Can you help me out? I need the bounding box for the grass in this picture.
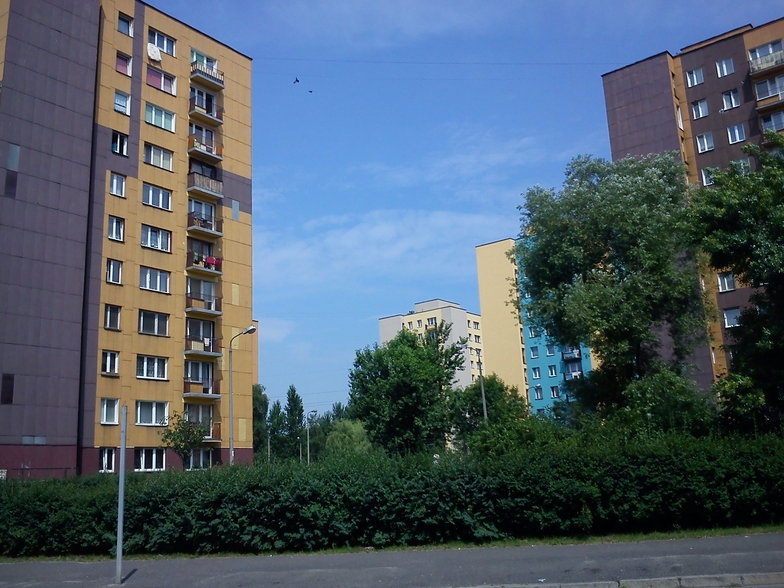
[2,522,783,563]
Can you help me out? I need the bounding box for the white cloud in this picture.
[256,317,296,342]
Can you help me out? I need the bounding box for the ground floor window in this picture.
[134,447,165,471]
[99,448,115,473]
[188,448,213,470]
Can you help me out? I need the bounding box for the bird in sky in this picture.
[293,77,299,84]
[309,90,313,93]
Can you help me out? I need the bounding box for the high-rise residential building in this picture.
[0,0,255,478]
[602,17,784,385]
[379,299,482,389]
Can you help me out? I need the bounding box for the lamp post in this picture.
[297,436,302,462]
[307,409,317,464]
[476,348,488,422]
[229,324,257,466]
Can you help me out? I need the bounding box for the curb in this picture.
[471,572,784,588]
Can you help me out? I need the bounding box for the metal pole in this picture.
[267,432,270,463]
[477,351,488,422]
[306,420,310,465]
[115,405,127,585]
[298,436,301,462]
[228,343,234,466]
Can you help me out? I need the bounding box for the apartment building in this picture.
[602,17,784,384]
[0,0,255,478]
[379,299,481,389]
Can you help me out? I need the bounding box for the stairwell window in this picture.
[109,173,125,197]
[104,304,121,330]
[106,259,122,284]
[107,216,124,241]
[686,67,704,87]
[101,351,119,375]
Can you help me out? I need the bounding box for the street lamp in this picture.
[306,409,317,464]
[229,324,257,466]
[476,348,488,422]
[297,436,302,462]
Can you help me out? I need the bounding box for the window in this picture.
[696,132,714,153]
[111,131,128,156]
[550,386,560,399]
[107,216,124,241]
[139,266,170,293]
[114,91,130,115]
[417,320,422,328]
[755,76,784,100]
[474,335,480,343]
[727,124,746,144]
[716,58,734,77]
[722,89,740,111]
[473,321,480,329]
[546,345,555,356]
[188,448,213,470]
[749,40,783,61]
[531,367,541,379]
[116,52,131,76]
[109,173,125,197]
[676,105,683,130]
[530,346,539,359]
[145,103,175,132]
[139,310,169,336]
[101,351,119,375]
[185,360,213,387]
[100,398,119,424]
[733,158,751,174]
[99,448,115,473]
[148,28,175,56]
[106,259,122,284]
[144,143,173,171]
[686,67,703,87]
[142,183,172,210]
[718,272,736,292]
[427,317,437,326]
[118,13,133,36]
[701,169,714,186]
[137,356,168,380]
[146,66,176,94]
[191,49,216,70]
[141,225,171,252]
[408,322,413,329]
[691,99,708,119]
[533,386,543,401]
[723,308,741,328]
[528,326,538,338]
[104,304,121,330]
[190,86,217,116]
[762,111,784,133]
[548,365,557,378]
[134,448,165,471]
[1,374,13,405]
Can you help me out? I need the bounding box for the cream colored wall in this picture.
[93,0,254,456]
[475,239,527,396]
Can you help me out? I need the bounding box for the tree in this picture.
[348,322,465,455]
[449,374,526,446]
[284,385,304,459]
[252,384,269,456]
[267,400,287,461]
[160,411,208,470]
[690,133,784,430]
[516,153,707,410]
[325,420,372,455]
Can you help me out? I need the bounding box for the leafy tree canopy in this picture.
[348,322,465,455]
[449,374,526,446]
[252,384,269,455]
[325,419,373,456]
[516,153,706,408]
[160,411,208,470]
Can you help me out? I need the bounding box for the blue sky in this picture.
[154,1,782,414]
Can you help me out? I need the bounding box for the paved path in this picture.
[1,532,783,588]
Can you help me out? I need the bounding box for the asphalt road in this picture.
[1,532,783,588]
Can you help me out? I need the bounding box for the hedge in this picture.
[1,435,783,556]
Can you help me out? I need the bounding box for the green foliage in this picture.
[517,153,707,408]
[2,435,784,557]
[348,322,465,454]
[714,374,767,435]
[159,411,208,470]
[325,419,373,455]
[252,384,269,456]
[690,132,784,431]
[267,400,287,462]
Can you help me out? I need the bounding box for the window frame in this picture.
[142,183,172,210]
[686,67,704,87]
[116,52,131,76]
[718,272,736,293]
[545,345,555,357]
[727,123,746,144]
[139,310,169,337]
[716,58,734,77]
[139,266,171,293]
[696,132,714,153]
[134,448,165,472]
[722,89,740,111]
[100,398,119,425]
[136,356,168,381]
[723,307,741,329]
[531,366,541,380]
[140,224,172,252]
[148,28,176,56]
[101,350,119,375]
[145,103,175,132]
[548,365,557,378]
[111,131,128,156]
[104,304,121,330]
[118,13,133,36]
[99,448,116,473]
[143,143,173,171]
[109,173,126,197]
[550,386,560,399]
[530,346,539,359]
[533,386,543,401]
[191,49,216,70]
[188,448,213,470]
[106,259,122,284]
[114,90,131,115]
[107,216,124,242]
[701,168,714,186]
[146,66,176,95]
[749,40,783,61]
[691,99,708,119]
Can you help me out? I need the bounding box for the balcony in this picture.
[191,61,225,91]
[750,50,784,76]
[185,336,222,357]
[204,421,221,442]
[188,134,223,163]
[189,96,224,126]
[186,294,222,316]
[183,379,221,399]
[562,348,582,361]
[564,372,583,381]
[187,172,223,200]
[187,211,223,238]
[186,251,223,275]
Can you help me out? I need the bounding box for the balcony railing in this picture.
[185,336,222,354]
[750,49,784,74]
[187,251,223,272]
[564,372,583,381]
[186,294,222,313]
[562,348,582,361]
[188,96,224,123]
[191,61,225,89]
[187,172,223,198]
[183,379,221,397]
[187,211,223,235]
[204,421,221,441]
[188,134,223,161]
